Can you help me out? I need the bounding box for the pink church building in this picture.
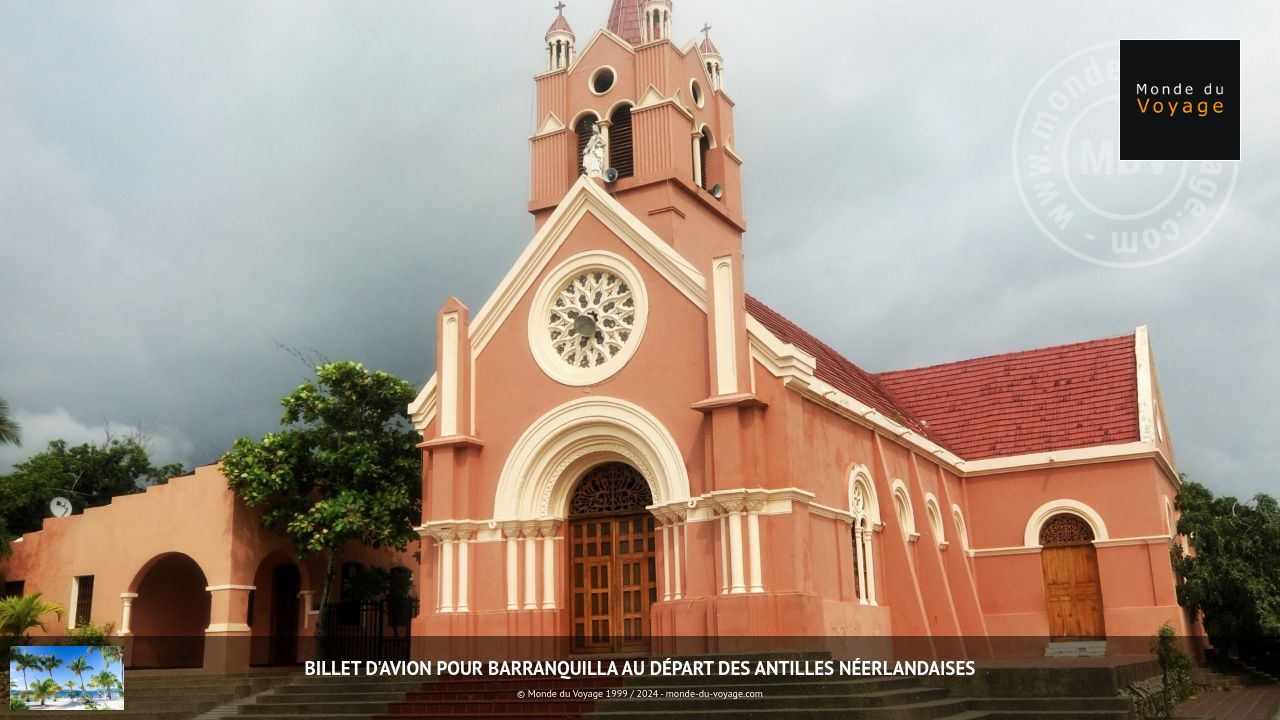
[0,0,1192,672]
[407,0,1191,657]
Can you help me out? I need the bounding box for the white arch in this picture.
[847,464,880,606]
[924,492,945,545]
[1024,498,1110,547]
[890,479,916,538]
[847,464,881,526]
[494,397,691,521]
[951,504,970,552]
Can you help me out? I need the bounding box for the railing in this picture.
[318,597,417,662]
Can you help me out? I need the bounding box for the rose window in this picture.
[547,269,636,369]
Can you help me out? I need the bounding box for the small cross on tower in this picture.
[555,1,566,14]
[701,23,713,40]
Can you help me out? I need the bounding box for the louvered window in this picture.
[698,129,712,189]
[609,105,634,179]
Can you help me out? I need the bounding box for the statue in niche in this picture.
[582,122,606,178]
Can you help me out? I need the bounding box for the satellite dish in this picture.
[709,183,724,199]
[603,167,620,183]
[49,497,73,518]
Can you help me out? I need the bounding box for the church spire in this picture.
[698,23,724,90]
[545,2,576,72]
[606,0,643,45]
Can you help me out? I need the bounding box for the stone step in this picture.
[240,700,398,715]
[968,696,1130,711]
[255,691,407,704]
[590,688,950,712]
[584,699,974,719]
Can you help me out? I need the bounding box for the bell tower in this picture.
[528,0,745,270]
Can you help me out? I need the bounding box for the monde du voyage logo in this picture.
[1013,40,1240,268]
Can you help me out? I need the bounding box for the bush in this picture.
[66,620,117,646]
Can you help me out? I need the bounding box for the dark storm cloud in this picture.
[1,1,1276,497]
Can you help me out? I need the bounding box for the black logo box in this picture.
[1120,40,1239,160]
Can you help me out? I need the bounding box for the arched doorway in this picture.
[567,462,657,654]
[129,553,211,668]
[249,553,304,667]
[1039,513,1106,640]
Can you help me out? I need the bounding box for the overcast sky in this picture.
[1,1,1276,499]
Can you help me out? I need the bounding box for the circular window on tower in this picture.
[528,251,648,386]
[590,66,616,95]
[690,78,705,108]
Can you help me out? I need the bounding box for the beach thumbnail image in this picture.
[9,645,124,711]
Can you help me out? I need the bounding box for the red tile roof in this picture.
[547,10,574,37]
[745,295,937,440]
[606,0,643,44]
[878,335,1139,460]
[745,294,1140,461]
[698,35,720,56]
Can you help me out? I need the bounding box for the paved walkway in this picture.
[1175,686,1280,720]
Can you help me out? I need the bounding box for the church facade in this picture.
[408,0,1191,657]
[0,1,1195,672]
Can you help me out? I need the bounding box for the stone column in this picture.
[119,593,138,635]
[522,523,539,610]
[297,590,315,629]
[203,584,254,672]
[504,524,520,610]
[456,530,473,613]
[746,498,764,593]
[540,522,559,610]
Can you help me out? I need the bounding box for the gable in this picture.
[409,176,707,428]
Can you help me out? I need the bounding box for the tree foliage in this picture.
[1173,479,1280,650]
[0,433,184,550]
[220,361,420,643]
[0,397,19,446]
[0,592,64,644]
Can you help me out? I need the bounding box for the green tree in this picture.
[0,593,64,643]
[96,644,123,675]
[221,361,420,653]
[0,433,185,541]
[39,653,62,681]
[1173,479,1280,652]
[12,650,42,695]
[88,670,118,700]
[66,656,92,698]
[0,398,19,446]
[27,678,60,707]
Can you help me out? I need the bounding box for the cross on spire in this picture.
[555,1,566,14]
[701,23,712,39]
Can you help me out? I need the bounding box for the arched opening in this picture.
[849,473,878,605]
[1038,513,1106,640]
[608,104,634,179]
[574,112,600,176]
[567,462,656,654]
[249,552,303,667]
[128,553,211,669]
[696,127,713,189]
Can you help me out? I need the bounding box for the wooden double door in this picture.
[1041,542,1106,640]
[569,513,657,654]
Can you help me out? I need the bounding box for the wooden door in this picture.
[569,513,656,654]
[1042,543,1106,639]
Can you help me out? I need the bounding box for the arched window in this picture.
[697,127,712,189]
[924,494,946,548]
[574,112,599,176]
[891,481,917,541]
[952,505,970,553]
[849,469,879,605]
[1038,513,1095,546]
[609,104,634,179]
